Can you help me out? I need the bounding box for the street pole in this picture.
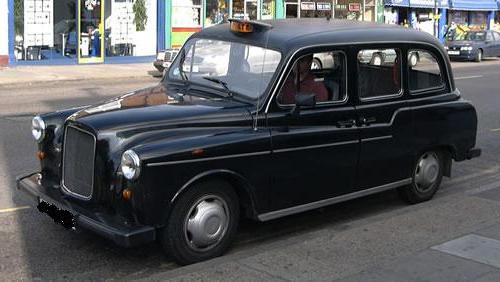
[434,0,438,37]
[362,0,366,21]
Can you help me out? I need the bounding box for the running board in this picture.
[257,178,412,221]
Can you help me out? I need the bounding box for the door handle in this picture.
[359,117,376,126]
[337,119,356,128]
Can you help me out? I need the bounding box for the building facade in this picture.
[383,0,499,42]
[2,1,399,66]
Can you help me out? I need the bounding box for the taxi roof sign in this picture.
[228,19,273,33]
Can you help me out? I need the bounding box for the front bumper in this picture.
[153,60,164,72]
[447,51,477,61]
[16,172,156,247]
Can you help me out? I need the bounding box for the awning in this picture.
[449,0,499,11]
[384,0,449,9]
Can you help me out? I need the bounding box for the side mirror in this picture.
[291,93,316,116]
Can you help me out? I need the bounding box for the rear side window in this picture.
[408,50,444,93]
[357,48,401,100]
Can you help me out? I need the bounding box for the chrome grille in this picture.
[61,125,96,200]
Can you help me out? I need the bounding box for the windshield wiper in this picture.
[201,76,253,106]
[202,77,234,98]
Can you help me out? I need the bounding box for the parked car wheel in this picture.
[409,52,419,67]
[160,180,239,265]
[311,58,323,70]
[475,49,482,62]
[398,150,443,204]
[370,53,384,66]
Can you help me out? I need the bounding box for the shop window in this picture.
[357,48,402,100]
[205,0,229,27]
[232,0,258,20]
[300,0,332,18]
[172,0,202,27]
[104,0,158,58]
[408,50,444,94]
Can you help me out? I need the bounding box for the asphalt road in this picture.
[0,60,499,280]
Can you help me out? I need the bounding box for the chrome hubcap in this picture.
[184,195,229,251]
[414,152,440,193]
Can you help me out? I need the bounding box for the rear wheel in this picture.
[160,180,239,265]
[398,150,444,204]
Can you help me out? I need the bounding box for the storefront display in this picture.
[104,0,157,58]
[11,0,158,64]
[205,0,229,26]
[284,0,332,19]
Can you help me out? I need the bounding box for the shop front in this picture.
[168,0,278,48]
[448,0,498,30]
[9,0,160,65]
[384,0,448,39]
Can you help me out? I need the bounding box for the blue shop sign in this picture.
[449,0,499,11]
[384,0,448,8]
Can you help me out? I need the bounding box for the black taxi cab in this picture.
[17,19,481,265]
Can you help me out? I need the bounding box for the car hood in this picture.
[67,83,254,133]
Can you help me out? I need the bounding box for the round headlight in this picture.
[121,150,141,180]
[32,116,46,143]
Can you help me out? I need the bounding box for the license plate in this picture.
[37,199,75,230]
[448,51,460,55]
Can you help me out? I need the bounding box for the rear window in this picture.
[357,48,402,100]
[408,50,445,93]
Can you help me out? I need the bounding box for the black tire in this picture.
[160,180,239,265]
[475,49,482,63]
[398,150,444,204]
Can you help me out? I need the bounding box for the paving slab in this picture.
[431,234,500,269]
[339,249,496,282]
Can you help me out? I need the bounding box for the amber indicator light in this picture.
[122,189,133,201]
[192,148,205,156]
[37,151,46,160]
[230,21,254,33]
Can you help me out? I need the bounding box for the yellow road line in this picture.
[0,206,31,214]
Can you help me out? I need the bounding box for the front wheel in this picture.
[475,49,483,62]
[160,180,239,265]
[398,151,444,204]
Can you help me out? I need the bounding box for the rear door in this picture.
[354,47,413,190]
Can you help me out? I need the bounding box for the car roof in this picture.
[192,18,443,55]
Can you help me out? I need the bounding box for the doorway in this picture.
[285,2,299,18]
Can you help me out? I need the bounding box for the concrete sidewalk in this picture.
[0,63,160,87]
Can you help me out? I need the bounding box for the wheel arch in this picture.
[170,169,260,220]
[417,145,456,177]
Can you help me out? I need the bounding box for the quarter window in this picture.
[357,48,401,100]
[277,51,347,105]
[408,50,444,93]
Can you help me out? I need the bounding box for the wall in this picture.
[0,0,9,65]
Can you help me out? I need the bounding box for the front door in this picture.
[354,47,413,190]
[78,0,104,63]
[264,49,359,214]
[285,3,299,18]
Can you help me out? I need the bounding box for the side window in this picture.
[277,51,347,105]
[357,48,401,100]
[408,49,445,93]
[494,32,500,41]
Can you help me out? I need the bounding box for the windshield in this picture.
[167,38,282,100]
[450,31,486,41]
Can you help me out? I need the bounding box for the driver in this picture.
[279,54,329,105]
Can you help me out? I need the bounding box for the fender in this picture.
[170,169,260,220]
